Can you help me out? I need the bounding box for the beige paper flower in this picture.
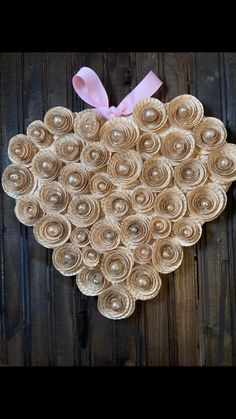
[33,214,71,249]
[207,144,236,183]
[140,156,173,191]
[52,243,82,276]
[89,219,120,252]
[172,217,202,246]
[133,243,153,264]
[187,184,227,222]
[133,98,167,131]
[101,246,134,283]
[160,127,195,165]
[70,227,90,247]
[107,150,142,187]
[67,195,100,227]
[2,164,36,198]
[149,216,171,239]
[8,134,36,165]
[44,106,74,134]
[152,237,183,274]
[131,187,155,213]
[101,191,130,220]
[31,151,61,181]
[154,187,187,221]
[54,134,83,162]
[89,172,113,198]
[58,163,89,194]
[136,132,161,158]
[120,215,150,248]
[39,181,69,213]
[193,117,227,152]
[82,246,100,267]
[97,285,135,320]
[168,94,204,129]
[74,109,104,141]
[175,158,208,191]
[27,120,53,148]
[14,195,43,226]
[80,142,110,171]
[126,265,161,300]
[76,266,108,296]
[100,117,139,151]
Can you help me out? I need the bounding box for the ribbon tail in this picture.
[72,67,109,108]
[117,71,163,115]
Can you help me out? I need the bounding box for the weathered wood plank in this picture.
[81,52,115,366]
[222,52,236,365]
[195,52,231,365]
[163,52,199,366]
[134,52,168,366]
[46,53,75,366]
[23,52,51,366]
[107,52,137,366]
[0,53,25,365]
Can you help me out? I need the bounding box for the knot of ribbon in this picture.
[72,67,163,120]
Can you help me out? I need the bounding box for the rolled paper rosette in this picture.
[80,142,110,171]
[154,187,187,222]
[168,94,204,129]
[136,132,161,158]
[160,127,195,165]
[175,158,208,191]
[152,237,183,274]
[101,191,130,221]
[187,184,227,222]
[52,243,82,276]
[54,134,83,162]
[27,120,54,149]
[120,215,150,248]
[33,214,71,249]
[131,187,155,213]
[14,195,43,226]
[89,219,120,253]
[89,172,113,198]
[70,227,90,247]
[126,265,162,300]
[44,106,74,134]
[133,243,153,264]
[67,195,100,227]
[101,246,134,283]
[107,150,142,187]
[58,163,89,194]
[8,134,36,165]
[207,144,236,183]
[74,109,104,141]
[31,151,61,181]
[133,98,168,131]
[149,216,172,239]
[97,285,135,320]
[193,117,227,152]
[172,217,202,246]
[82,246,100,267]
[39,181,69,213]
[2,164,36,198]
[100,117,139,152]
[140,156,173,191]
[76,266,108,296]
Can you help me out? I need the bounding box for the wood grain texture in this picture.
[0,52,236,366]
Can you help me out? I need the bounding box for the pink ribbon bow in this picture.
[72,67,163,120]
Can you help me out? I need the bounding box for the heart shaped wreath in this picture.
[2,67,236,319]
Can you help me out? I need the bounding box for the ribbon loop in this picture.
[72,67,163,120]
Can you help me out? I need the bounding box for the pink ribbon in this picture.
[72,67,163,120]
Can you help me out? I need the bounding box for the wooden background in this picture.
[0,52,236,366]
